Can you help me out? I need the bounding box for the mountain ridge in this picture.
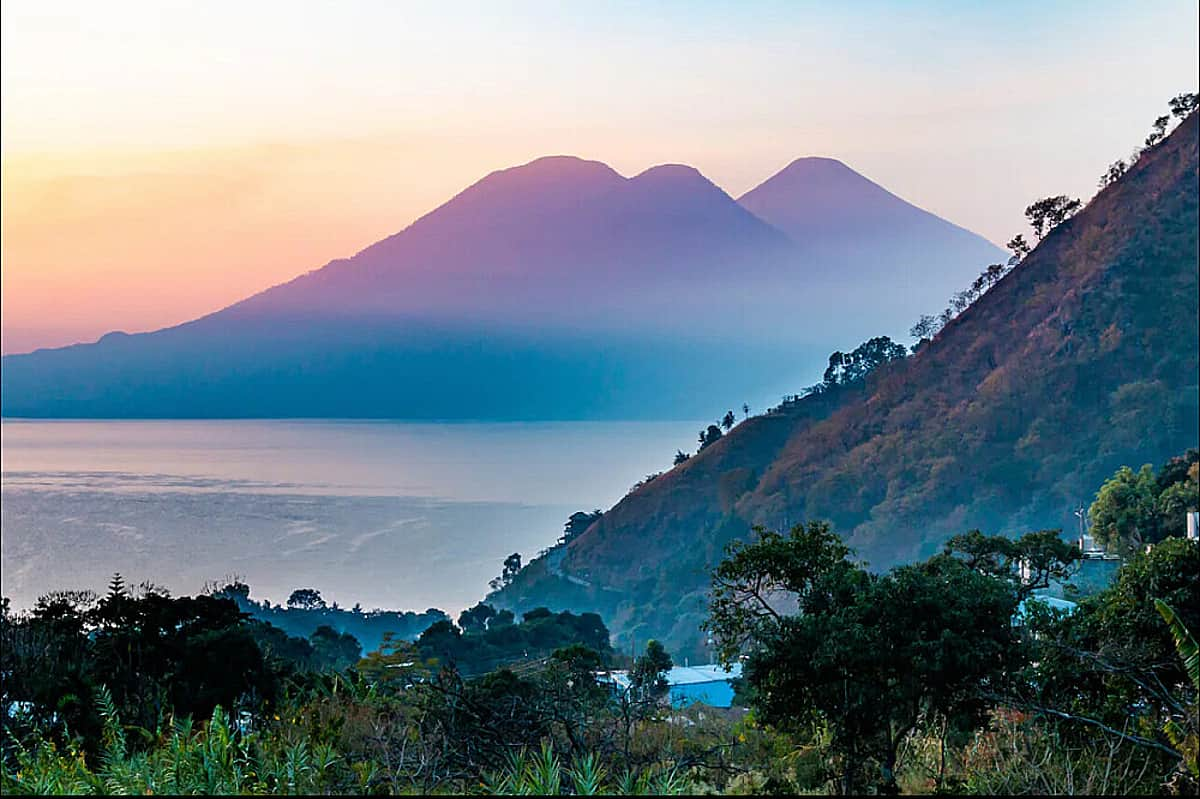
[493,112,1200,656]
[1,152,1003,419]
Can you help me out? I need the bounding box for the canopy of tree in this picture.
[1088,449,1199,554]
[415,605,612,677]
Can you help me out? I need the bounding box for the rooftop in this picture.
[600,662,742,690]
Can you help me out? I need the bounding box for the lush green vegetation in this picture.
[705,521,1198,794]
[416,605,612,677]
[1088,449,1199,554]
[4,518,1196,794]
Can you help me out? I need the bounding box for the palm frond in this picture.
[1156,599,1199,690]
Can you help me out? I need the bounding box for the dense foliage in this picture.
[1088,449,1199,554]
[7,523,1197,794]
[4,471,1198,795]
[706,520,1199,794]
[212,580,449,655]
[414,606,612,677]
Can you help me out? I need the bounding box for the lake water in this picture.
[0,420,700,615]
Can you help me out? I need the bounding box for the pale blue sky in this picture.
[2,1,1197,349]
[4,0,1197,239]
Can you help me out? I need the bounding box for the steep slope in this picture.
[738,157,1004,301]
[1,155,999,419]
[497,114,1200,656]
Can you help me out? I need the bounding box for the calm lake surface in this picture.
[1,420,700,615]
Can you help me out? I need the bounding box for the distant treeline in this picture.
[210,582,449,655]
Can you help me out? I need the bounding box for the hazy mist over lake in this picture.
[1,420,700,615]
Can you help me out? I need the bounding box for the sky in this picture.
[2,0,1197,354]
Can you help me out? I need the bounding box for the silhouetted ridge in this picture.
[2,150,1002,419]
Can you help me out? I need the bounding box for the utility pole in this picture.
[1073,503,1089,551]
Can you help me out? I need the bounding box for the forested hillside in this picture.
[496,111,1200,656]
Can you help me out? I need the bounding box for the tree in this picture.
[721,410,736,432]
[1155,451,1199,537]
[1086,452,1199,555]
[707,521,852,662]
[742,403,751,419]
[1006,233,1031,263]
[310,624,362,670]
[909,313,943,345]
[673,450,691,466]
[944,528,1079,599]
[1089,464,1160,554]
[1099,159,1128,188]
[1158,472,1199,537]
[286,588,326,611]
[822,336,908,388]
[630,472,662,492]
[1156,448,1199,492]
[1016,538,1200,780]
[1145,114,1171,147]
[629,639,674,703]
[699,424,723,450]
[458,602,497,633]
[489,553,524,591]
[1169,91,1198,119]
[559,510,602,545]
[1025,195,1082,240]
[503,553,523,583]
[707,523,1019,793]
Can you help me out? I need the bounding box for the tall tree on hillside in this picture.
[489,553,524,591]
[699,425,723,450]
[1169,92,1198,119]
[1025,195,1082,240]
[1100,159,1128,188]
[559,510,603,545]
[823,336,908,387]
[721,410,736,432]
[909,313,942,346]
[1006,233,1031,263]
[1145,114,1171,147]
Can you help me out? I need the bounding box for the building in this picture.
[600,662,744,709]
[1014,593,1078,624]
[663,664,744,708]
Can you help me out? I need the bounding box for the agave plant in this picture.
[565,752,606,795]
[479,744,691,796]
[0,689,347,796]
